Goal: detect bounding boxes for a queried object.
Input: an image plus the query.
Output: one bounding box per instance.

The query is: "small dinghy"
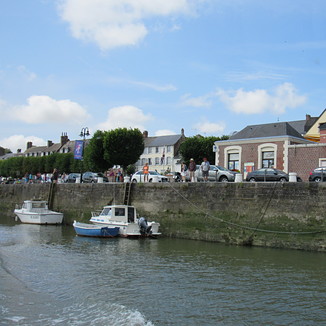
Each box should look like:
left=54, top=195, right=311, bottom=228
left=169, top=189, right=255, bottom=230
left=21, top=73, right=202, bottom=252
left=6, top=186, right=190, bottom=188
left=73, top=221, right=120, bottom=238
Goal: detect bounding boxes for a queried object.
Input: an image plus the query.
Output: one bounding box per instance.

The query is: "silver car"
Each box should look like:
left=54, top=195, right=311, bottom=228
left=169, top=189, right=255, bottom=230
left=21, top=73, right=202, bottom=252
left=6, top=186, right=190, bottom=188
left=194, top=165, right=236, bottom=182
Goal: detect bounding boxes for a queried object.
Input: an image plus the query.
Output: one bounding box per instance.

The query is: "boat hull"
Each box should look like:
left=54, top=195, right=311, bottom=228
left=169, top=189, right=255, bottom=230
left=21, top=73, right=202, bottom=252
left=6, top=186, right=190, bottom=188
left=73, top=222, right=120, bottom=238
left=14, top=210, right=63, bottom=225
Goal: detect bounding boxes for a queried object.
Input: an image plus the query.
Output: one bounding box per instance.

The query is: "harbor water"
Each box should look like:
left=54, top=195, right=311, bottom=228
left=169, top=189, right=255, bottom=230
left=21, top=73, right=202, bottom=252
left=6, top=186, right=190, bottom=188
left=1, top=215, right=325, bottom=326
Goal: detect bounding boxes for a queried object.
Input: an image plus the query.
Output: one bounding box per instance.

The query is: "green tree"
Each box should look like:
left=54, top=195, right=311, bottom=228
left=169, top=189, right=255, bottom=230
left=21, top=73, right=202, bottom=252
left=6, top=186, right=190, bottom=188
left=103, top=128, right=144, bottom=169
left=180, top=135, right=229, bottom=165
left=83, top=130, right=108, bottom=171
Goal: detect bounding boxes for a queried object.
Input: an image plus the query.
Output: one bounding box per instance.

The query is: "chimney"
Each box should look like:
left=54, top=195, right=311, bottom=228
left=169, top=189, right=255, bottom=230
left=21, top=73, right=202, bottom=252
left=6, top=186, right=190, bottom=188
left=47, top=140, right=53, bottom=147
left=27, top=141, right=33, bottom=149
left=319, top=123, right=326, bottom=143
left=306, top=114, right=311, bottom=121
left=181, top=128, right=185, bottom=136
left=61, top=132, right=69, bottom=146
left=143, top=130, right=148, bottom=138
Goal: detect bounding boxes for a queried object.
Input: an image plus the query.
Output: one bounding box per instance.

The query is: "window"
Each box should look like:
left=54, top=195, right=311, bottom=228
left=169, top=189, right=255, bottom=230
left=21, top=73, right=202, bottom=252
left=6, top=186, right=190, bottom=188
left=156, top=147, right=160, bottom=153
left=262, top=151, right=274, bottom=168
left=228, top=153, right=239, bottom=170
left=148, top=158, right=152, bottom=165
left=141, top=158, right=146, bottom=166
left=166, top=157, right=171, bottom=165
left=167, top=145, right=172, bottom=153
left=148, top=147, right=152, bottom=154
left=258, top=144, right=277, bottom=169
left=155, top=157, right=160, bottom=165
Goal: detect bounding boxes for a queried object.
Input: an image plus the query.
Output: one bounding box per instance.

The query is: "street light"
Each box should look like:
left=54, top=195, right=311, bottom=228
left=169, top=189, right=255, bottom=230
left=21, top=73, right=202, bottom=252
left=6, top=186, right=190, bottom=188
left=80, top=127, right=90, bottom=140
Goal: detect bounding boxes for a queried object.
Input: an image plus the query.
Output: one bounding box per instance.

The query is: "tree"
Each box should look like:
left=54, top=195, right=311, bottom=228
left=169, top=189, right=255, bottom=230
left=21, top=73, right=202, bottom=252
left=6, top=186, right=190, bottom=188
left=179, top=135, right=229, bottom=164
left=103, top=128, right=144, bottom=169
left=83, top=130, right=108, bottom=171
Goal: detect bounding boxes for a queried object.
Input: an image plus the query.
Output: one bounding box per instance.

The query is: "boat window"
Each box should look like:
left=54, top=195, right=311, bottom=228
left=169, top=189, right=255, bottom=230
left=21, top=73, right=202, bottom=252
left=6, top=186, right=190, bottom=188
left=128, top=207, right=135, bottom=223
left=32, top=202, right=46, bottom=208
left=100, top=208, right=111, bottom=216
left=115, top=208, right=125, bottom=216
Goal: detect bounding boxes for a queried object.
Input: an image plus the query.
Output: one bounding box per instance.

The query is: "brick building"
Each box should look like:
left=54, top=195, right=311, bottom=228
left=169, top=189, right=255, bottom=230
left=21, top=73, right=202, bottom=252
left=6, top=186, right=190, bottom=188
left=214, top=112, right=326, bottom=181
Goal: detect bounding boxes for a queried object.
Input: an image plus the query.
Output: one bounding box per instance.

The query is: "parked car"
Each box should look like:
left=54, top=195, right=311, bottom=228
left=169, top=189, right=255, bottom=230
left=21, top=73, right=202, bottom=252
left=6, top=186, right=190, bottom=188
left=166, top=171, right=182, bottom=182
left=309, top=167, right=326, bottom=182
left=82, top=172, right=108, bottom=183
left=65, top=173, right=81, bottom=183
left=187, top=165, right=237, bottom=182
left=131, top=170, right=169, bottom=183
left=246, top=168, right=301, bottom=182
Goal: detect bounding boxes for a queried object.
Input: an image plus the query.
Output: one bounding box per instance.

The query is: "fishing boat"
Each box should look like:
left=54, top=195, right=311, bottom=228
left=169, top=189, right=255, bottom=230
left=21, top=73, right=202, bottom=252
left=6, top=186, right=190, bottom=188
left=14, top=200, right=63, bottom=225
left=89, top=204, right=161, bottom=238
left=73, top=221, right=120, bottom=238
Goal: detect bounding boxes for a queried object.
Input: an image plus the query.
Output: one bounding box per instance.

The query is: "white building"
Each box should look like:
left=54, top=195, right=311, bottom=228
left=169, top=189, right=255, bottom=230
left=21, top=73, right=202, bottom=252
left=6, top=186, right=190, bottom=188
left=135, top=129, right=186, bottom=173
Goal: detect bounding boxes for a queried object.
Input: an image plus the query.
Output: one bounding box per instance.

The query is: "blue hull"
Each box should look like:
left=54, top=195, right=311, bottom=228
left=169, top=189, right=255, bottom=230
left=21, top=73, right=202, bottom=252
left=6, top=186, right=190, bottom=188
left=73, top=222, right=120, bottom=238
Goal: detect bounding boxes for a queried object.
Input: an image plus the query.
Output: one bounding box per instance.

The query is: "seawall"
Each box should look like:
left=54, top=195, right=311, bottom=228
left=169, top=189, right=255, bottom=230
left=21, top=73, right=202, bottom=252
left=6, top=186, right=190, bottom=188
left=1, top=182, right=325, bottom=252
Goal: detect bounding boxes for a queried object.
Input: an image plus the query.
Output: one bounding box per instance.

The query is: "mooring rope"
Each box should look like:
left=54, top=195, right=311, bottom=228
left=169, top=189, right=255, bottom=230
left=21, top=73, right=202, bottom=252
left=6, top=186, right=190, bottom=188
left=167, top=181, right=325, bottom=235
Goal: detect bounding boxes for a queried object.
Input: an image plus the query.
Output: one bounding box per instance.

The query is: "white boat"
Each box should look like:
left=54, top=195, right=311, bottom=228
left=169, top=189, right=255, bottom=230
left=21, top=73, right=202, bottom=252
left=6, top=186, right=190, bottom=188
left=14, top=200, right=63, bottom=225
left=89, top=204, right=161, bottom=238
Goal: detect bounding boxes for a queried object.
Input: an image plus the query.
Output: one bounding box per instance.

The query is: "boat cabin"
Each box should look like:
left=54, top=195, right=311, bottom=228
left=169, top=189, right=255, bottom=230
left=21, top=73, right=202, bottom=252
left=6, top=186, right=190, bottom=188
left=99, top=205, right=137, bottom=223
left=23, top=200, right=48, bottom=211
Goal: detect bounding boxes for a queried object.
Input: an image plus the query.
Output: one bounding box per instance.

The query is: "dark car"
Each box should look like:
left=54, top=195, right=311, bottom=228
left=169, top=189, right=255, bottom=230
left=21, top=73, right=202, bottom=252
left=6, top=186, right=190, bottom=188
left=246, top=168, right=301, bottom=182
left=82, top=172, right=108, bottom=183
left=65, top=173, right=81, bottom=183
left=166, top=171, right=182, bottom=182
left=309, top=167, right=326, bottom=182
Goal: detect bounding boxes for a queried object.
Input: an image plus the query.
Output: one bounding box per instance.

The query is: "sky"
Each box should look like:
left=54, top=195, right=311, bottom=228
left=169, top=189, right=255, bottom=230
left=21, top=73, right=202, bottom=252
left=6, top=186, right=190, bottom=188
left=1, top=0, right=326, bottom=152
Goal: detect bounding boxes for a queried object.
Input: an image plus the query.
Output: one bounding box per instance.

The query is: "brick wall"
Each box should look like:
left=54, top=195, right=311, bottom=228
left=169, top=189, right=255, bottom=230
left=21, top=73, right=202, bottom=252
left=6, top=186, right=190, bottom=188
left=288, top=144, right=326, bottom=181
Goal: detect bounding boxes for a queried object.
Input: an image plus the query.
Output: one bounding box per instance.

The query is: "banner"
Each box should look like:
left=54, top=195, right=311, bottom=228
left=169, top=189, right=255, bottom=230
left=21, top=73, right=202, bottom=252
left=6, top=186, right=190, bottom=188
left=74, top=140, right=84, bottom=160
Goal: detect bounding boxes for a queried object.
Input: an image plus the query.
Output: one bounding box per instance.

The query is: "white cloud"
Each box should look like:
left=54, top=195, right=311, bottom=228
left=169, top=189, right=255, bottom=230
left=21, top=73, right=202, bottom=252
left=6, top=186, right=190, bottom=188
left=193, top=119, right=225, bottom=134
left=180, top=93, right=212, bottom=108
left=155, top=129, right=177, bottom=136
left=130, top=80, right=177, bottom=92
left=216, top=83, right=306, bottom=114
left=58, top=0, right=195, bottom=50
left=0, top=135, right=46, bottom=153
left=97, top=105, right=152, bottom=131
left=11, top=95, right=90, bottom=124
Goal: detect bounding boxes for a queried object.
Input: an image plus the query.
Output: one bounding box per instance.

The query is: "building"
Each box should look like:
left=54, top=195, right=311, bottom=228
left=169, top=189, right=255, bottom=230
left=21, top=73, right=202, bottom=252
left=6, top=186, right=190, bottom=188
left=214, top=112, right=326, bottom=181
left=135, top=129, right=186, bottom=173
left=24, top=133, right=73, bottom=157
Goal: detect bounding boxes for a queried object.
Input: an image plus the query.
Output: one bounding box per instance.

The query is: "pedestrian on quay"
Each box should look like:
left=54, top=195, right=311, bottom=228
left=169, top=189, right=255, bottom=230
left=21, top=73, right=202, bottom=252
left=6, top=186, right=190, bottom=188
left=143, top=162, right=149, bottom=182
left=181, top=162, right=188, bottom=182
left=201, top=157, right=210, bottom=182
left=188, top=158, right=196, bottom=182
left=51, top=168, right=59, bottom=183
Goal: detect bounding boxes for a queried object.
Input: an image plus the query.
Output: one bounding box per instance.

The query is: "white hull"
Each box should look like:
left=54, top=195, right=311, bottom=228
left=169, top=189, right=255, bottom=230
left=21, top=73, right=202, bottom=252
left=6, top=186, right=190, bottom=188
left=15, top=210, right=63, bottom=224
left=89, top=204, right=160, bottom=237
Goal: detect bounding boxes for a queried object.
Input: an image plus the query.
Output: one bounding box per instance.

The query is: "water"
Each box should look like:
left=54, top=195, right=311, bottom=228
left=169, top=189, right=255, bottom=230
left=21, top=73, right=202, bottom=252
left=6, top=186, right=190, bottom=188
left=1, top=216, right=325, bottom=326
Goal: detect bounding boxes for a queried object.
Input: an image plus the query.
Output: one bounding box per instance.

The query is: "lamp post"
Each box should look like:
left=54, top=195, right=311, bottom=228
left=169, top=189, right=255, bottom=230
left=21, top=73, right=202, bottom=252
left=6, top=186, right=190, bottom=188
left=80, top=127, right=90, bottom=140
left=79, top=127, right=90, bottom=183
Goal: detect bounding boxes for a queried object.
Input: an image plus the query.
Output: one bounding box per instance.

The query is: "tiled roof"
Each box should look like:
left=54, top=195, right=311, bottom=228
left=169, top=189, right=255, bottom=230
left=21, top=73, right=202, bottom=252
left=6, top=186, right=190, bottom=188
left=230, top=121, right=305, bottom=140
left=144, top=134, right=183, bottom=147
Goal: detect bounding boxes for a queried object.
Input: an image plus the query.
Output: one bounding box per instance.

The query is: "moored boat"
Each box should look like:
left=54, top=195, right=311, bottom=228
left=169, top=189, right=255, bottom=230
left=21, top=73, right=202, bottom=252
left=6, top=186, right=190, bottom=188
left=89, top=204, right=161, bottom=238
left=14, top=200, right=63, bottom=225
left=73, top=221, right=120, bottom=238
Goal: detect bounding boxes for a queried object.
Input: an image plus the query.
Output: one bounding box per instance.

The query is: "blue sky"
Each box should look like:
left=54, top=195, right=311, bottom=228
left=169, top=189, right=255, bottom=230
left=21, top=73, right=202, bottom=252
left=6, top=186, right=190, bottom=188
left=1, top=0, right=326, bottom=152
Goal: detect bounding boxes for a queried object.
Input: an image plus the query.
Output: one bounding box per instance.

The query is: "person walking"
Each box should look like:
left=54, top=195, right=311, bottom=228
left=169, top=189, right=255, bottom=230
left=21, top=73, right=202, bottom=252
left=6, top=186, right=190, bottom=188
left=188, top=158, right=196, bottom=182
left=201, top=157, right=210, bottom=182
left=181, top=162, right=188, bottom=182
left=51, top=168, right=59, bottom=183
left=143, top=162, right=149, bottom=182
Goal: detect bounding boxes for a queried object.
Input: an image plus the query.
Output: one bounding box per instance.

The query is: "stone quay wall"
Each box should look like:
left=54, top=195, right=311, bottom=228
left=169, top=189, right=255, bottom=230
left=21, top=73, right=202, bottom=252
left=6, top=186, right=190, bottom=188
left=0, top=182, right=325, bottom=252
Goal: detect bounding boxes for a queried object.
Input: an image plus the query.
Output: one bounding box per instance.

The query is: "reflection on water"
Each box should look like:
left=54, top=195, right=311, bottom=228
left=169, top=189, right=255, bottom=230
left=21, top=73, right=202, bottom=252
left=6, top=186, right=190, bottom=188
left=1, top=217, right=325, bottom=326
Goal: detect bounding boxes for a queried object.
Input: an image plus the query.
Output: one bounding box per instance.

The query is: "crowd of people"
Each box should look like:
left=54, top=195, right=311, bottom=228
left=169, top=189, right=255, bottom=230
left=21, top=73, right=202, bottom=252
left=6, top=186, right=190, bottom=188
left=0, top=158, right=211, bottom=184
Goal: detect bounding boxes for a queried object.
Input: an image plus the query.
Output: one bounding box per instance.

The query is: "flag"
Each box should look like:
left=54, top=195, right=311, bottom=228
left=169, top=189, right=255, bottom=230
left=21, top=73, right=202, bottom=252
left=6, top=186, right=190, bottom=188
left=74, top=140, right=84, bottom=160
